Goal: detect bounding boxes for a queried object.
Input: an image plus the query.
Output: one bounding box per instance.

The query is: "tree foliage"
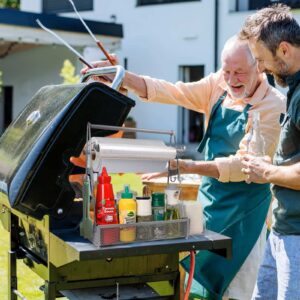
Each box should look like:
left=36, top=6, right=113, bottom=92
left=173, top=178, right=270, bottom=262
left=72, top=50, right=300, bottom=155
left=60, top=59, right=80, bottom=84
left=0, top=0, right=20, bottom=92
left=0, top=0, right=20, bottom=9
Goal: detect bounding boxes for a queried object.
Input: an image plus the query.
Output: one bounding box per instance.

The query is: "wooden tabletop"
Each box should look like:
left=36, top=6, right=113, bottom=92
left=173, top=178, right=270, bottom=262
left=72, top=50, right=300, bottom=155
left=142, top=176, right=201, bottom=201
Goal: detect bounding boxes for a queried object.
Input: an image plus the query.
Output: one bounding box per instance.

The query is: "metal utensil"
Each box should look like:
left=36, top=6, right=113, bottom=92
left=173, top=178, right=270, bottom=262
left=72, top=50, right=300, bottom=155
left=68, top=0, right=115, bottom=65
left=36, top=19, right=93, bottom=69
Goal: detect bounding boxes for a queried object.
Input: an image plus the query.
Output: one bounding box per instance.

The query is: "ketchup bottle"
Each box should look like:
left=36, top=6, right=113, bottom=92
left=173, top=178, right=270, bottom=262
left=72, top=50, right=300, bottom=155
left=95, top=167, right=119, bottom=245
left=96, top=167, right=118, bottom=225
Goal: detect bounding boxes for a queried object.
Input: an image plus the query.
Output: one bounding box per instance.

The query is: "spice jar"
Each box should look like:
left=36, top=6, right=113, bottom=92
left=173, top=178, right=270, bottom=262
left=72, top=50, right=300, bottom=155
left=136, top=196, right=152, bottom=240
left=151, top=193, right=165, bottom=239
left=151, top=192, right=165, bottom=221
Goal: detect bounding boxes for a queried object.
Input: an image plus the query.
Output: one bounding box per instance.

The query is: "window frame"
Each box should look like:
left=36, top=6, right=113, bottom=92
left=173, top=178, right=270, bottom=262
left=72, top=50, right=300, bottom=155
left=232, top=0, right=300, bottom=12
left=42, top=0, right=93, bottom=14
left=137, top=0, right=201, bottom=7
left=178, top=65, right=205, bottom=145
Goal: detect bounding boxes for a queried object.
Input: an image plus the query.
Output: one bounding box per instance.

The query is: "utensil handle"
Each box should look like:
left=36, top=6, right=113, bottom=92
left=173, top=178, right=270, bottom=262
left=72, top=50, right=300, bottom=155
left=81, top=65, right=125, bottom=91
left=96, top=41, right=115, bottom=65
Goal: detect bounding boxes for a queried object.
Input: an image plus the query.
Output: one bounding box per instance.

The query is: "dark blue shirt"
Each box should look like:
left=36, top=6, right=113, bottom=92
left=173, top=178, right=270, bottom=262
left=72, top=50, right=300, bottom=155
left=273, top=70, right=300, bottom=235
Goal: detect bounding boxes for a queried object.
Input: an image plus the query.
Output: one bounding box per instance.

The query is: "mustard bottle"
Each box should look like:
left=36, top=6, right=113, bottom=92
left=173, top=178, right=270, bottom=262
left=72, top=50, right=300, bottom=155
left=118, top=185, right=137, bottom=242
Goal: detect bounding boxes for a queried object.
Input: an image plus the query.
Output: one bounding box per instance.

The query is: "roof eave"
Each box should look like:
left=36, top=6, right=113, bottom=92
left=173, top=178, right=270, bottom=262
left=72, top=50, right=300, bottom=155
left=0, top=8, right=123, bottom=38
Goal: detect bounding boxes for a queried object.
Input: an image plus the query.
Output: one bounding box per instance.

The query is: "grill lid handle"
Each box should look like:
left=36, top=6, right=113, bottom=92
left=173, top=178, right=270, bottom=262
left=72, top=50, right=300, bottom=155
left=81, top=65, right=125, bottom=91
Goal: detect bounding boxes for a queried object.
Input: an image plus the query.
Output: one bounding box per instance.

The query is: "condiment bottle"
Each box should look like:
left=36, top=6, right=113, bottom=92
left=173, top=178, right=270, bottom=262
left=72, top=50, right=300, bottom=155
left=136, top=196, right=152, bottom=240
left=151, top=193, right=165, bottom=221
left=95, top=167, right=119, bottom=245
left=136, top=197, right=152, bottom=223
left=95, top=167, right=118, bottom=226
left=151, top=192, right=166, bottom=239
left=164, top=185, right=181, bottom=221
left=182, top=201, right=204, bottom=235
left=164, top=185, right=181, bottom=237
left=118, top=185, right=137, bottom=242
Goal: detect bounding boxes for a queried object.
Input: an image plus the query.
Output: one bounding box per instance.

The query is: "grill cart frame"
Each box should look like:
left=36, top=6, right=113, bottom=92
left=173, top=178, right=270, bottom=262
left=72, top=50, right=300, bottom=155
left=3, top=207, right=231, bottom=300
left=0, top=66, right=231, bottom=299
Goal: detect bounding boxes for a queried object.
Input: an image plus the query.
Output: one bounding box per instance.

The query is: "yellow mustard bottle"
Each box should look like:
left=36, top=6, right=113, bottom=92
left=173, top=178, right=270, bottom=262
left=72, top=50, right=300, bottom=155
left=118, top=185, right=137, bottom=242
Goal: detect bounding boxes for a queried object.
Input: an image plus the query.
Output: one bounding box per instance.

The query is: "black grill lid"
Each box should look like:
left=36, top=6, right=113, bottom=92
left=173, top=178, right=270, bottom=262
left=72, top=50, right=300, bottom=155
left=0, top=82, right=135, bottom=222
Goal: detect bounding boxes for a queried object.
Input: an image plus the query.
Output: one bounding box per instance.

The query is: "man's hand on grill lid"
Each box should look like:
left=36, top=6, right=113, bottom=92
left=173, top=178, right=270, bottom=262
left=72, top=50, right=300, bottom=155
left=80, top=55, right=148, bottom=98
left=81, top=54, right=119, bottom=74
left=81, top=54, right=120, bottom=85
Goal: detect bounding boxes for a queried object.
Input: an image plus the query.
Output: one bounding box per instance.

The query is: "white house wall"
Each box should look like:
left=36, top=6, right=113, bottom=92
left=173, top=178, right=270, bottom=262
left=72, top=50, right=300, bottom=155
left=0, top=45, right=77, bottom=118
left=60, top=0, right=215, bottom=140
left=18, top=0, right=300, bottom=139
left=218, top=1, right=251, bottom=64
left=21, top=0, right=42, bottom=13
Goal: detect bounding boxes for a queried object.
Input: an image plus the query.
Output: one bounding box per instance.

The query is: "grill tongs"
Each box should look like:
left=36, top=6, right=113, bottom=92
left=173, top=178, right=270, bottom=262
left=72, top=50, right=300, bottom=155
left=36, top=19, right=117, bottom=84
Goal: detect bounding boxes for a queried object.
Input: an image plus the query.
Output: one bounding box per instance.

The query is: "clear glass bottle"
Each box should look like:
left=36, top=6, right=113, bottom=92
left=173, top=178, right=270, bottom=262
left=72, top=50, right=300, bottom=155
left=164, top=186, right=181, bottom=237
left=247, top=111, right=265, bottom=156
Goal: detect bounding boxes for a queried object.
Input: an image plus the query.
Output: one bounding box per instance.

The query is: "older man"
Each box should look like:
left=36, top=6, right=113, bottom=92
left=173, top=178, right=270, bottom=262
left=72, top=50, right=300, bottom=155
left=82, top=36, right=285, bottom=299
left=240, top=4, right=300, bottom=300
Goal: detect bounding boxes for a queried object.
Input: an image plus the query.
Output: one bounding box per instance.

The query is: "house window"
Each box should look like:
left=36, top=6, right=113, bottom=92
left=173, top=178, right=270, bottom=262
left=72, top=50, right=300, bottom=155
left=0, top=86, right=13, bottom=134
left=178, top=66, right=205, bottom=144
left=232, top=0, right=300, bottom=11
left=137, top=0, right=200, bottom=6
left=43, top=0, right=93, bottom=14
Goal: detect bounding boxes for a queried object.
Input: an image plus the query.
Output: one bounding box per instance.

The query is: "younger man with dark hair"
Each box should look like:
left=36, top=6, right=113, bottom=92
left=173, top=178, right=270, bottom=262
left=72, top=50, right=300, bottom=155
left=240, top=4, right=300, bottom=299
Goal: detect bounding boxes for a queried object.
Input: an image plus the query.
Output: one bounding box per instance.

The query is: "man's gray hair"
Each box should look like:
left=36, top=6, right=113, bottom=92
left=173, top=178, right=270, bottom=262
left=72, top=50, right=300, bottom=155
left=239, top=4, right=300, bottom=55
left=221, top=35, right=256, bottom=65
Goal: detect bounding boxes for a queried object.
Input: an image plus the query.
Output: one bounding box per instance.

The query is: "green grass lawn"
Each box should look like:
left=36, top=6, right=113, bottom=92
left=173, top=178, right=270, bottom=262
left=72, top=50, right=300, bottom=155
left=0, top=173, right=143, bottom=299
left=0, top=223, right=45, bottom=299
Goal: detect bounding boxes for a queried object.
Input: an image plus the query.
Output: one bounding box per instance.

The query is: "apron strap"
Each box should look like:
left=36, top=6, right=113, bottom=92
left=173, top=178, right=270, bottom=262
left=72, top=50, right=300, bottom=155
left=243, top=103, right=252, bottom=113
left=197, top=91, right=227, bottom=153
left=197, top=95, right=252, bottom=153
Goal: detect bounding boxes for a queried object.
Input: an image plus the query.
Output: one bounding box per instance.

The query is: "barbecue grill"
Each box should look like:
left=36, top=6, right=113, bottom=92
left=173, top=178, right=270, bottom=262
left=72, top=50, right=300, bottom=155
left=0, top=66, right=231, bottom=299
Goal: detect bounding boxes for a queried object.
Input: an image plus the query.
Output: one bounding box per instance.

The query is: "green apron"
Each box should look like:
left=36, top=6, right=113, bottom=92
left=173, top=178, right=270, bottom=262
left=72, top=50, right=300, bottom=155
left=181, top=92, right=271, bottom=300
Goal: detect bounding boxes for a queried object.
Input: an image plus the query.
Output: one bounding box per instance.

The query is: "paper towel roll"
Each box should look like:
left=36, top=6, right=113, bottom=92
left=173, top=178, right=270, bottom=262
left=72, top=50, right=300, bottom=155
left=90, top=137, right=177, bottom=173
left=92, top=137, right=176, bottom=160
left=182, top=201, right=203, bottom=235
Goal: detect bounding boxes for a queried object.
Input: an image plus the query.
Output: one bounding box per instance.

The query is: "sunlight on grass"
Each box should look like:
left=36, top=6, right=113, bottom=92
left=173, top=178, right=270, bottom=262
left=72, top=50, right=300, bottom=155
left=0, top=174, right=143, bottom=299
left=0, top=224, right=8, bottom=300
left=0, top=223, right=44, bottom=300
